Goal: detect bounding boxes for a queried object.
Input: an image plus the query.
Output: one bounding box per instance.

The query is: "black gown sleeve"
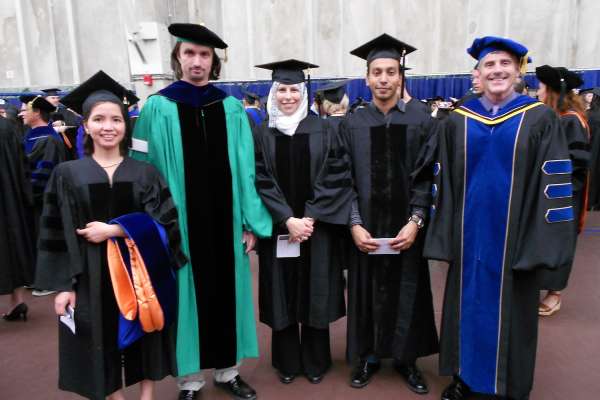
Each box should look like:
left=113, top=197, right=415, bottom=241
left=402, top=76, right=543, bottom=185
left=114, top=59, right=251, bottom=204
left=423, top=118, right=455, bottom=262
left=338, top=118, right=364, bottom=226
left=140, top=165, right=188, bottom=269
left=512, top=109, right=575, bottom=271
left=304, top=122, right=356, bottom=225
left=561, top=114, right=590, bottom=229
left=29, top=136, right=67, bottom=205
left=34, top=166, right=83, bottom=291
left=253, top=129, right=295, bottom=225
left=409, top=117, right=438, bottom=218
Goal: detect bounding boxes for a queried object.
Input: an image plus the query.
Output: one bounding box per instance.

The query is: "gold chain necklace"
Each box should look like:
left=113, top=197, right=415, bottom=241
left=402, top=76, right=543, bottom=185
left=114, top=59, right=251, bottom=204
left=99, top=160, right=123, bottom=169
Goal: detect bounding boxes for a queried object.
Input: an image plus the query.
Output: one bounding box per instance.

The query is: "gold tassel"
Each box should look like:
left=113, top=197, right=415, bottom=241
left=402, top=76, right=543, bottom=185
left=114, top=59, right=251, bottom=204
left=519, top=52, right=529, bottom=75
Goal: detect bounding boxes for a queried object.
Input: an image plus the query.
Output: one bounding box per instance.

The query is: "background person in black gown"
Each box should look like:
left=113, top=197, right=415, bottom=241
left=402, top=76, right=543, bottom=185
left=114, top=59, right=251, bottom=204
left=535, top=65, right=590, bottom=316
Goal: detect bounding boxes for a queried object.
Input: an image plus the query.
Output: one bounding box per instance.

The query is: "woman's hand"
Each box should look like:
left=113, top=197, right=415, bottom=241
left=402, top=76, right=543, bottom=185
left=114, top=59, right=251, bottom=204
left=242, top=231, right=257, bottom=254
left=76, top=222, right=124, bottom=243
left=285, top=217, right=314, bottom=242
left=54, top=291, right=76, bottom=316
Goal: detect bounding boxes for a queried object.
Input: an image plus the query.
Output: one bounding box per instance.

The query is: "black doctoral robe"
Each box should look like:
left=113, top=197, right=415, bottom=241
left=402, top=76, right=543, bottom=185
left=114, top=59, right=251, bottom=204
left=254, top=114, right=355, bottom=330
left=340, top=100, right=439, bottom=364
left=34, top=157, right=185, bottom=400
left=424, top=95, right=575, bottom=399
left=585, top=108, right=600, bottom=209
left=0, top=118, right=35, bottom=293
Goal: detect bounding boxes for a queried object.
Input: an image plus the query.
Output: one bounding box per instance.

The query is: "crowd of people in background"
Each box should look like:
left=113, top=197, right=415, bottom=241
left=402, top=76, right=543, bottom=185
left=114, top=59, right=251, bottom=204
left=1, top=22, right=600, bottom=400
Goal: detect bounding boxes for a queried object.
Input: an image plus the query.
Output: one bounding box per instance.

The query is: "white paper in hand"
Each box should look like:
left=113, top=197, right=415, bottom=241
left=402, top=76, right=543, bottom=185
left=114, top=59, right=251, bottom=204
left=276, top=235, right=300, bottom=258
left=368, top=238, right=401, bottom=255
left=59, top=305, right=76, bottom=334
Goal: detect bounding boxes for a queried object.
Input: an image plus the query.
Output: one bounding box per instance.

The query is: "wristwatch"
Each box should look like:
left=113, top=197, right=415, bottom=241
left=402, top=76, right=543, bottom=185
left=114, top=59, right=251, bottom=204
left=408, top=214, right=425, bottom=230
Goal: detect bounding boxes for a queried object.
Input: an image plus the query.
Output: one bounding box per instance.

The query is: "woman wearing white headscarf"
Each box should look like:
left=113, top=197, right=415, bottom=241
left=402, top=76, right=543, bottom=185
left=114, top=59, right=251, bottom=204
left=253, top=60, right=355, bottom=384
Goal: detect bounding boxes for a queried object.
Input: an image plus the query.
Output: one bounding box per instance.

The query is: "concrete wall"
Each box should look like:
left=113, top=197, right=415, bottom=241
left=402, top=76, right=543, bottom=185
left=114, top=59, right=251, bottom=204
left=2, top=0, right=599, bottom=95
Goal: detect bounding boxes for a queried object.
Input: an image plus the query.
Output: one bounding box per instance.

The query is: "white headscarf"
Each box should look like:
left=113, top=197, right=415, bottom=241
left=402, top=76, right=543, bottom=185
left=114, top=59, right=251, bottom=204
left=267, top=81, right=308, bottom=136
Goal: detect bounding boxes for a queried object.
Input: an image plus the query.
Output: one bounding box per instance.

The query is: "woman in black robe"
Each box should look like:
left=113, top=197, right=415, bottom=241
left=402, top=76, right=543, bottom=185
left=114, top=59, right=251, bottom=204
left=535, top=66, right=590, bottom=316
left=34, top=72, right=186, bottom=400
left=253, top=60, right=354, bottom=384
left=0, top=117, right=35, bottom=321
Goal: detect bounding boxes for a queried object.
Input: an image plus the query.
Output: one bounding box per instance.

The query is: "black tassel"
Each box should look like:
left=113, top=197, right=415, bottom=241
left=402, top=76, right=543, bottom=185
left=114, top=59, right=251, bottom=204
left=400, top=48, right=407, bottom=102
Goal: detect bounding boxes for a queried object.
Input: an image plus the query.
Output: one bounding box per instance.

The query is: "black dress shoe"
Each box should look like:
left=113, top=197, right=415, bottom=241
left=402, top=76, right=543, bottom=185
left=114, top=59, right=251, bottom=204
left=277, top=370, right=296, bottom=384
left=441, top=378, right=471, bottom=400
left=2, top=303, right=28, bottom=322
left=306, top=374, right=324, bottom=384
left=178, top=390, right=198, bottom=400
left=350, top=361, right=380, bottom=388
left=394, top=363, right=429, bottom=394
left=215, top=375, right=257, bottom=400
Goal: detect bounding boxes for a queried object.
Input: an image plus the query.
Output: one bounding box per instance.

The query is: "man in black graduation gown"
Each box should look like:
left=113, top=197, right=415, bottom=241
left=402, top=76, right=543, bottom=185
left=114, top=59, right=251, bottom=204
left=43, top=88, right=81, bottom=159
left=340, top=33, right=439, bottom=394
left=425, top=36, right=575, bottom=400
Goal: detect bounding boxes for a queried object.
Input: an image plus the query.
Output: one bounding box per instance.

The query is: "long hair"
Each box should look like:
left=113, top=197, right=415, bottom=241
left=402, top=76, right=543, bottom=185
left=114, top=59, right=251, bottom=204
left=543, top=89, right=587, bottom=116
left=170, top=42, right=222, bottom=81
left=322, top=94, right=349, bottom=116
left=82, top=101, right=131, bottom=156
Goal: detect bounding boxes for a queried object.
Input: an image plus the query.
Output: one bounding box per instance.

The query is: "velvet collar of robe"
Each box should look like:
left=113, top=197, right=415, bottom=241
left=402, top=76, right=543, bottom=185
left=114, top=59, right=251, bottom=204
left=158, top=80, right=227, bottom=107
left=24, top=125, right=62, bottom=154
left=459, top=93, right=539, bottom=120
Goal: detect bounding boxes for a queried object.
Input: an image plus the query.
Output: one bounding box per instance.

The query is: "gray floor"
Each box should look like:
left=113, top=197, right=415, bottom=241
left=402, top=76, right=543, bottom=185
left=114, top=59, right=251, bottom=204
left=2, top=214, right=600, bottom=400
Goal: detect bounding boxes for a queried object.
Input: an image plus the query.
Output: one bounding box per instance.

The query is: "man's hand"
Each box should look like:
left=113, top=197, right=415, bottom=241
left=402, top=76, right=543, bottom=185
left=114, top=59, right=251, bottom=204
left=351, top=225, right=379, bottom=253
left=389, top=222, right=418, bottom=251
left=54, top=291, right=76, bottom=316
left=242, top=231, right=257, bottom=254
left=76, top=222, right=123, bottom=243
left=286, top=217, right=314, bottom=242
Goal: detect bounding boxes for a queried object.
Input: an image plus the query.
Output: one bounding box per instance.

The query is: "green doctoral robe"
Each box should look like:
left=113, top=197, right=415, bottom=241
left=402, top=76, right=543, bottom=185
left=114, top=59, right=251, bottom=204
left=131, top=83, right=272, bottom=376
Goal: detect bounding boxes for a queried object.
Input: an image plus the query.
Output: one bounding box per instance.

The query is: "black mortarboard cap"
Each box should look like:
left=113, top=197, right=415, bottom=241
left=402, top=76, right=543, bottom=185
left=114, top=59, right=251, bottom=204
left=349, top=33, right=416, bottom=62
left=19, top=94, right=56, bottom=113
left=255, top=59, right=319, bottom=84
left=168, top=23, right=228, bottom=49
left=580, top=87, right=600, bottom=97
left=241, top=86, right=260, bottom=103
left=426, top=96, right=444, bottom=102
left=316, top=80, right=349, bottom=103
left=60, top=70, right=139, bottom=115
left=41, top=88, right=61, bottom=96
left=535, top=65, right=583, bottom=92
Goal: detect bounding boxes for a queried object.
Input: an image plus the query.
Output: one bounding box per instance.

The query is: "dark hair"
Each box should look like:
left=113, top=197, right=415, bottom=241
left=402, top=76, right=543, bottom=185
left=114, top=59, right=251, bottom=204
left=590, top=94, right=600, bottom=112
left=170, top=42, right=222, bottom=81
left=38, top=109, right=51, bottom=123
left=82, top=100, right=131, bottom=156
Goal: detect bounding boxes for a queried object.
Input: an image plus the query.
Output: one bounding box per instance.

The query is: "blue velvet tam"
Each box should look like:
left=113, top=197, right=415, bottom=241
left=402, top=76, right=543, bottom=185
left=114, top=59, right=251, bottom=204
left=467, top=36, right=528, bottom=61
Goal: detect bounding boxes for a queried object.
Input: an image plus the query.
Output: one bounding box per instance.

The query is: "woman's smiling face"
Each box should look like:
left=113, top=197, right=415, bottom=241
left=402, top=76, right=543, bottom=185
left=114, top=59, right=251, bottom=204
left=275, top=84, right=302, bottom=115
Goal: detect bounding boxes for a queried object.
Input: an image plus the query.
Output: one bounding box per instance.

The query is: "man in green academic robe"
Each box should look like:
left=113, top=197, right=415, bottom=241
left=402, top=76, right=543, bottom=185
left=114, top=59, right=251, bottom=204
left=130, top=23, right=272, bottom=400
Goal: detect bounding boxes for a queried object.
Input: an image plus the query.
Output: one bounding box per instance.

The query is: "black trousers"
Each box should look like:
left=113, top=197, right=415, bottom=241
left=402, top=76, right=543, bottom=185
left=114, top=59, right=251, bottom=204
left=271, top=324, right=331, bottom=376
